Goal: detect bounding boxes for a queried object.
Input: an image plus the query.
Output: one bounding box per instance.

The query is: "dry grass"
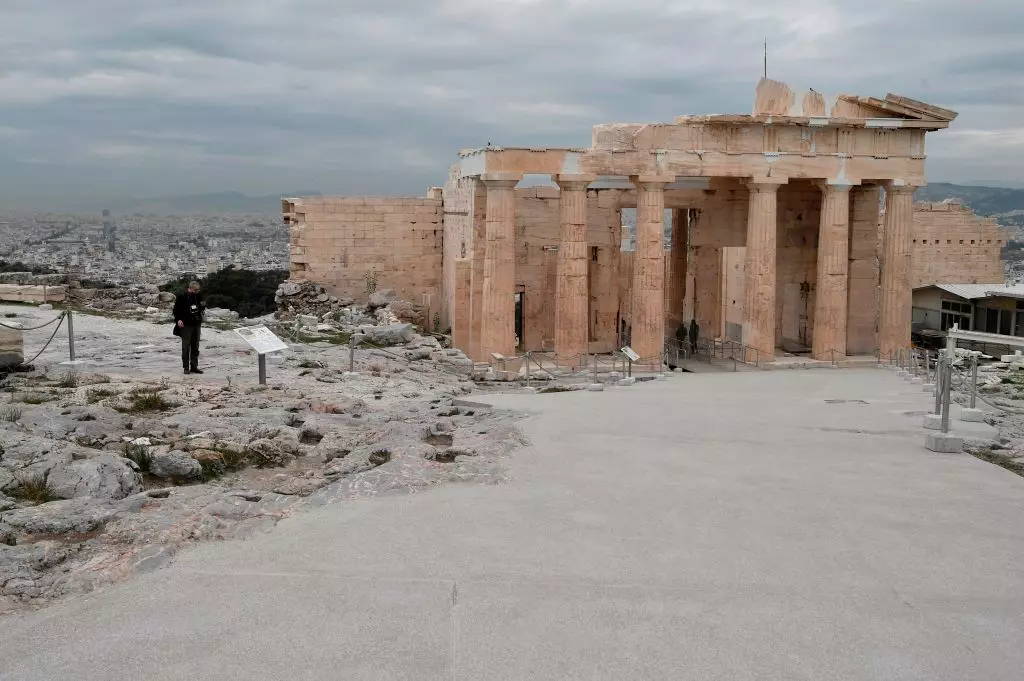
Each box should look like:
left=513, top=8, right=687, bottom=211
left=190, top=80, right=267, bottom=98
left=8, top=474, right=58, bottom=505
left=0, top=404, right=22, bottom=422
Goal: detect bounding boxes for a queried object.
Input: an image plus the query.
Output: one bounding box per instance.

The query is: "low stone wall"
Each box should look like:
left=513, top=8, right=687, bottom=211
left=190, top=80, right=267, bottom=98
left=0, top=284, right=67, bottom=304
left=0, top=273, right=66, bottom=286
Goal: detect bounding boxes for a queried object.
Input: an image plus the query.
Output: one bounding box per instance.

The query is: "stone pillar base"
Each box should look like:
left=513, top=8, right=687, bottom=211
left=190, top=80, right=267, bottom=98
left=960, top=408, right=985, bottom=422
left=923, top=414, right=943, bottom=430
left=925, top=432, right=964, bottom=453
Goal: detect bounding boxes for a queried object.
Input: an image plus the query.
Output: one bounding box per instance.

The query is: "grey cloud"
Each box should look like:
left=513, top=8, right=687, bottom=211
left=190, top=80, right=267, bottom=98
left=1, top=0, right=1023, bottom=209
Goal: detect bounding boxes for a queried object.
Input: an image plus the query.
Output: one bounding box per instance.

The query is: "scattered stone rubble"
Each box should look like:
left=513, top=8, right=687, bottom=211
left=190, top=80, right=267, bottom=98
left=274, top=280, right=424, bottom=332
left=0, top=336, right=518, bottom=613
left=71, top=282, right=174, bottom=313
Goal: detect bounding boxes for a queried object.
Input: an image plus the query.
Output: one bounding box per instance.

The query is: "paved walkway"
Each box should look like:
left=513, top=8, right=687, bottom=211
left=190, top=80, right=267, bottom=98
left=2, top=369, right=1023, bottom=680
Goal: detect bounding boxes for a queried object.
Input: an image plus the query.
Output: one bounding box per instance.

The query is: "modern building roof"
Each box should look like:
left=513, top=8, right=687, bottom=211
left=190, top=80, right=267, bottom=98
left=916, top=283, right=1024, bottom=301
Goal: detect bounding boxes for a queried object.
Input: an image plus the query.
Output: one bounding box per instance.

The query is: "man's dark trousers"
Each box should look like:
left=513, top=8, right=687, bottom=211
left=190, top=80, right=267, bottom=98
left=181, top=324, right=200, bottom=370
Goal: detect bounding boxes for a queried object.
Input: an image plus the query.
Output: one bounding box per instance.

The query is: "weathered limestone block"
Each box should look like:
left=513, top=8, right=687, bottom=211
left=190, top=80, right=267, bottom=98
left=149, top=451, right=202, bottom=481
left=47, top=455, right=143, bottom=500
left=0, top=325, right=24, bottom=367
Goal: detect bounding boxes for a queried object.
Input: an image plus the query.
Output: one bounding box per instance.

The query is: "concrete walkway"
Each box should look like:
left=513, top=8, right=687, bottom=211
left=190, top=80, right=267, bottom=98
left=2, top=369, right=1023, bottom=680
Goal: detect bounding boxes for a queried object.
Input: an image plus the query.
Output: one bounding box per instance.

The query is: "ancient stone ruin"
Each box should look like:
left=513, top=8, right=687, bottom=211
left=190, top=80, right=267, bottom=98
left=284, top=79, right=1004, bottom=365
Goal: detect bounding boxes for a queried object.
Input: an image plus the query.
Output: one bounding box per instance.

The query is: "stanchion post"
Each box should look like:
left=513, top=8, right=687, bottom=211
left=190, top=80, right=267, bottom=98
left=348, top=339, right=356, bottom=373
left=940, top=358, right=952, bottom=433
left=66, top=309, right=76, bottom=362
left=525, top=352, right=531, bottom=389
left=933, top=356, right=944, bottom=415
left=970, top=354, right=978, bottom=409
left=258, top=353, right=267, bottom=385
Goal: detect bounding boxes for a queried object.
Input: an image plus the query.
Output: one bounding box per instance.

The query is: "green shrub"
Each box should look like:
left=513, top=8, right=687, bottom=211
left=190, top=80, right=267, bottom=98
left=161, top=266, right=287, bottom=318
left=122, top=442, right=152, bottom=472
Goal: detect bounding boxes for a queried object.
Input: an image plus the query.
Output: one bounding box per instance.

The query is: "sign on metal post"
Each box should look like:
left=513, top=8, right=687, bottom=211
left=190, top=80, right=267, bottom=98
left=235, top=325, right=288, bottom=354
left=235, top=325, right=288, bottom=384
left=621, top=346, right=638, bottom=377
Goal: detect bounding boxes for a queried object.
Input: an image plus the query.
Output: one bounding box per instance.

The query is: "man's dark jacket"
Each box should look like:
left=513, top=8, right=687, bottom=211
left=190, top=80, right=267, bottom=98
left=173, top=291, right=205, bottom=334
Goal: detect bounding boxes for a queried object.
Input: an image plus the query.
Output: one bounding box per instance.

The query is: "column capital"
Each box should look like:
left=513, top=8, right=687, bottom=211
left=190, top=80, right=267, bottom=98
left=554, top=174, right=596, bottom=190
left=744, top=178, right=786, bottom=193
left=629, top=174, right=674, bottom=188
left=813, top=180, right=855, bottom=193
left=480, top=172, right=522, bottom=188
left=882, top=181, right=920, bottom=195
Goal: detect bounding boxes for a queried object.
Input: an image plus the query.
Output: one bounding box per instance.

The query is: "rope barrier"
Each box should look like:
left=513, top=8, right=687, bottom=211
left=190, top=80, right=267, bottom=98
left=18, top=313, right=67, bottom=367
left=0, top=312, right=66, bottom=332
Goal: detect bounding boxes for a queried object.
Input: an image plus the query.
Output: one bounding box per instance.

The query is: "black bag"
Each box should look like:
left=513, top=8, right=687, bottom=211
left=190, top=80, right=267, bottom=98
left=172, top=323, right=182, bottom=337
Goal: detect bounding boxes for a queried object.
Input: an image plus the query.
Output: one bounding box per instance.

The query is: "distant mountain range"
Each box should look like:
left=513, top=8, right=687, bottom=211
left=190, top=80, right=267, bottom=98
left=94, top=191, right=322, bottom=215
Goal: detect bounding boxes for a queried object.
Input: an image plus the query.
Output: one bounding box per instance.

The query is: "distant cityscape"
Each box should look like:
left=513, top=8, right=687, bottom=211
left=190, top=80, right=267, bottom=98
left=0, top=210, right=288, bottom=285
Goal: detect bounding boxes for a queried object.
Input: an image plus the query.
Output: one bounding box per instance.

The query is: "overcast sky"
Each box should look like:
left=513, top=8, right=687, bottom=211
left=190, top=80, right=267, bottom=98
left=2, top=0, right=1022, bottom=208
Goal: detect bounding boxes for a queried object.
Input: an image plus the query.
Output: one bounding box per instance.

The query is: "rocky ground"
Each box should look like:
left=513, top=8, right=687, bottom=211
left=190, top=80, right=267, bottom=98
left=961, top=356, right=1024, bottom=472
left=0, top=299, right=525, bottom=614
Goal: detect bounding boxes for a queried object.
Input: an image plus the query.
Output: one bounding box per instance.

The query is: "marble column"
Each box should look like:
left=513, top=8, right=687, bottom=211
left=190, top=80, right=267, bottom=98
left=554, top=175, right=594, bottom=361
left=811, top=182, right=853, bottom=361
left=630, top=176, right=672, bottom=361
left=879, top=183, right=917, bottom=357
left=480, top=173, right=520, bottom=359
left=742, top=180, right=783, bottom=361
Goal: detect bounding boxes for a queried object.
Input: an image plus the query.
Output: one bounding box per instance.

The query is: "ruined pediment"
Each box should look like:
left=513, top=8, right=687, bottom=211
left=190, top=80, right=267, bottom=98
left=753, top=78, right=957, bottom=127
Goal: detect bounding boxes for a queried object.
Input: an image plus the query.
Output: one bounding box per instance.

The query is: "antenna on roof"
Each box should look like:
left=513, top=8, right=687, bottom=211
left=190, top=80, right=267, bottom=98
left=764, top=38, right=768, bottom=79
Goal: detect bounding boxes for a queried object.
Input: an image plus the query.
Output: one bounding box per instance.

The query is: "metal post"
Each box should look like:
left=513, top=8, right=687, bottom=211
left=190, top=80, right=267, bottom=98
left=592, top=353, right=598, bottom=384
left=933, top=355, right=944, bottom=415
left=525, top=352, right=531, bottom=389
left=66, top=309, right=76, bottom=362
left=348, top=341, right=355, bottom=373
left=258, top=353, right=267, bottom=385
left=970, top=354, right=978, bottom=409
left=628, top=357, right=633, bottom=378
left=940, top=358, right=952, bottom=433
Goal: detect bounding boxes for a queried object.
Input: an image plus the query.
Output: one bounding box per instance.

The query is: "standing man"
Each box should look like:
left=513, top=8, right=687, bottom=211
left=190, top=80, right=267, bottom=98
left=688, top=318, right=699, bottom=351
left=174, top=280, right=206, bottom=375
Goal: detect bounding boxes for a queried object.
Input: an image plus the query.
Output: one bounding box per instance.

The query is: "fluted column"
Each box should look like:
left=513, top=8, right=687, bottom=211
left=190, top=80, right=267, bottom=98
left=630, top=176, right=672, bottom=361
left=480, top=173, right=521, bottom=359
left=811, top=182, right=853, bottom=360
left=554, top=175, right=595, bottom=361
left=742, top=180, right=783, bottom=360
left=879, top=183, right=916, bottom=357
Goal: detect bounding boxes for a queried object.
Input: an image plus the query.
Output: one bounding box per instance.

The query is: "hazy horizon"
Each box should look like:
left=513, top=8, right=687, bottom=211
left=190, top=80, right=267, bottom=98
left=3, top=0, right=1023, bottom=211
